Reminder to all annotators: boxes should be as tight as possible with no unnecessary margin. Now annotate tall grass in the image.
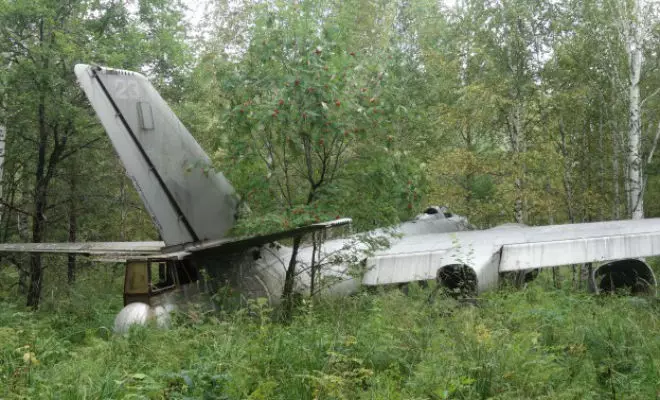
[2,266,660,399]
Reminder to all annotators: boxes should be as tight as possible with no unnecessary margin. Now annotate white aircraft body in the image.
[1,65,659,330]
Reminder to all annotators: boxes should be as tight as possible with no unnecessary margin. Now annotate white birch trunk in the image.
[626,0,644,220]
[0,124,5,207]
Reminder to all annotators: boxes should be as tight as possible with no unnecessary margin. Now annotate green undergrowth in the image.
[2,273,660,399]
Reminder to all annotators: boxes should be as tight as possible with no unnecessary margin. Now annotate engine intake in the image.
[437,264,477,295]
[592,259,656,296]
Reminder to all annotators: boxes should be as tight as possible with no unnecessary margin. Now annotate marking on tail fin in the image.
[90,67,200,243]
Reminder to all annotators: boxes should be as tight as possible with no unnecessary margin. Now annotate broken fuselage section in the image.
[113,207,473,332]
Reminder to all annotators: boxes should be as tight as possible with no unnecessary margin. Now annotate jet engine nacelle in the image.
[591,259,657,295]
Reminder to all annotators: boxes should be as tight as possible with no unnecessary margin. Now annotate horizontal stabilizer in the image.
[0,241,164,256]
[0,219,351,262]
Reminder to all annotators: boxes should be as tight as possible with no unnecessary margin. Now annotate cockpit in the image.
[123,255,200,306]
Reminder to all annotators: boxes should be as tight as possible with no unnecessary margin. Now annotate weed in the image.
[1,268,660,398]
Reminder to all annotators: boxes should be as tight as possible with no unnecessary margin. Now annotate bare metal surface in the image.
[0,241,164,255]
[8,63,660,326]
[289,210,476,296]
[363,217,660,292]
[500,232,660,271]
[75,64,238,245]
[113,302,174,333]
[114,302,150,333]
[169,217,353,254]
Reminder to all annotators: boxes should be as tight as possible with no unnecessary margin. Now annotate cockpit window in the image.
[150,261,175,292]
[424,207,439,215]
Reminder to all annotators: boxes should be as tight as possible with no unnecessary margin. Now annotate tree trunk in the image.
[310,232,318,298]
[0,124,5,220]
[17,177,30,294]
[67,168,77,284]
[27,196,46,308]
[27,19,67,308]
[559,118,575,223]
[613,129,621,219]
[27,98,48,309]
[598,113,606,220]
[626,0,644,220]
[281,234,302,321]
[509,104,525,224]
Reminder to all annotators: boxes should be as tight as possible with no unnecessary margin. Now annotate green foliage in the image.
[0,0,193,305]
[1,2,660,396]
[3,271,660,398]
[0,0,192,243]
[188,1,433,234]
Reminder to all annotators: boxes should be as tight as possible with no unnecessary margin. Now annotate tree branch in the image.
[0,199,32,216]
[641,87,660,108]
[57,136,103,163]
[646,119,660,166]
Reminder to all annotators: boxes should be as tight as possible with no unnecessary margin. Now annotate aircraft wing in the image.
[499,230,660,272]
[0,241,165,257]
[362,218,660,292]
[0,218,351,259]
[166,218,353,255]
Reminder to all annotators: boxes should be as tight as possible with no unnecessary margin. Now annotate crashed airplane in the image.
[1,65,659,331]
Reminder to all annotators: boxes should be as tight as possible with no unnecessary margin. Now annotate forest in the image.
[2,0,660,398]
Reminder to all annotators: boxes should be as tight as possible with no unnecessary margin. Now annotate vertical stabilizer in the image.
[74,64,237,245]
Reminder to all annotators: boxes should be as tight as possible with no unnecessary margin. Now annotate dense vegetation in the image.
[2,0,660,397]
[3,268,660,398]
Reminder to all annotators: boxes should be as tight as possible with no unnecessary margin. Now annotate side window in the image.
[176,260,199,285]
[150,261,175,292]
[125,261,149,294]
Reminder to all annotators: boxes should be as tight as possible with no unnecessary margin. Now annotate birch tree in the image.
[623,0,645,219]
[606,0,660,220]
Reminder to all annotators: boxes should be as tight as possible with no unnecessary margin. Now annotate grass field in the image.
[1,265,660,399]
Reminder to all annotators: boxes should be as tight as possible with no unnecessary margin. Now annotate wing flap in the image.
[499,232,660,271]
[362,250,448,285]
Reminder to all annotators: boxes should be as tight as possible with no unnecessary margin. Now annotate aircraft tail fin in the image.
[75,64,238,246]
